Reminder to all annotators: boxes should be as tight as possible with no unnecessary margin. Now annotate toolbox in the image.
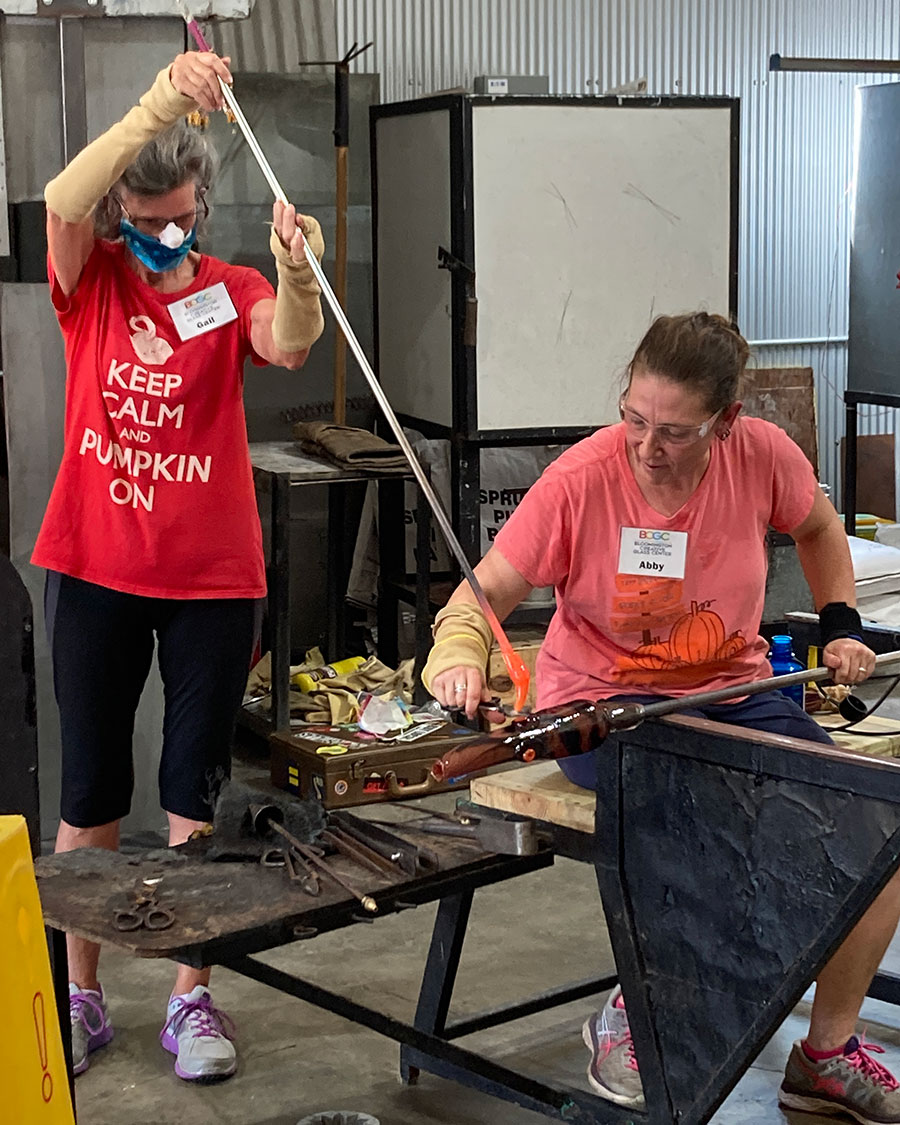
[270,723,481,808]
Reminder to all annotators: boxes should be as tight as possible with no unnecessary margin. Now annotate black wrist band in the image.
[819,602,863,648]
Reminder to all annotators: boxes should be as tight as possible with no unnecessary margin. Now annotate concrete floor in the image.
[71,679,900,1124]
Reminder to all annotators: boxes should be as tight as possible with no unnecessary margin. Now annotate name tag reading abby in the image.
[618,526,688,578]
[167,282,238,341]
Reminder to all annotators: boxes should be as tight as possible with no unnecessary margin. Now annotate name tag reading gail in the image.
[618,526,688,579]
[168,282,238,341]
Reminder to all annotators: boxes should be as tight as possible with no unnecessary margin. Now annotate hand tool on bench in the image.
[261,845,320,896]
[321,827,399,878]
[292,840,379,914]
[178,3,529,712]
[407,812,538,856]
[327,810,439,876]
[113,878,175,932]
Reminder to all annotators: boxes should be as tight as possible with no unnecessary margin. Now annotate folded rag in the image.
[293,421,409,471]
[246,648,415,725]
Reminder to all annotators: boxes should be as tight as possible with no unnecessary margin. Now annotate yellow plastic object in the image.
[291,656,366,693]
[839,513,892,540]
[0,816,74,1124]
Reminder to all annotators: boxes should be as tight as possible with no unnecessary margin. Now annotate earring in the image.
[718,428,731,440]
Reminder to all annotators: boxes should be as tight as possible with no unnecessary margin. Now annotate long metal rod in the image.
[179,7,529,706]
[635,648,900,722]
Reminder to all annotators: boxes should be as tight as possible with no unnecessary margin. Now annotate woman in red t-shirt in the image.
[37,50,323,1084]
[422,314,900,1124]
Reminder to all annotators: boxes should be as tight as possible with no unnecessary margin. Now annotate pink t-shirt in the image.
[33,241,274,599]
[494,417,818,708]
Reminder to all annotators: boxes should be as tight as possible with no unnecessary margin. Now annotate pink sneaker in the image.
[582,987,645,1109]
[779,1035,900,1124]
[160,986,236,1081]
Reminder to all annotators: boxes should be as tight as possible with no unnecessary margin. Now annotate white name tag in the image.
[167,282,238,341]
[618,526,688,579]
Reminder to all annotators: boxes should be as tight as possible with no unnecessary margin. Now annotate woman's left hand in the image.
[272,201,324,265]
[822,637,876,685]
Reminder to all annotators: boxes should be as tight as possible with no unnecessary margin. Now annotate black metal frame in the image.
[240,462,432,738]
[843,389,900,537]
[371,93,740,563]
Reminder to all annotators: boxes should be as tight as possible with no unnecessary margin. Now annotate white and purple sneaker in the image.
[160,985,236,1081]
[69,983,114,1075]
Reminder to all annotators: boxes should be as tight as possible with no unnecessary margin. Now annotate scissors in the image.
[260,845,320,897]
[114,880,175,932]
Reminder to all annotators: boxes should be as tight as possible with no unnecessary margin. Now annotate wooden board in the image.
[818,713,900,759]
[741,367,818,474]
[471,761,595,835]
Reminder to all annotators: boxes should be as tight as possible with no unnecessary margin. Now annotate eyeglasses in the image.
[116,195,208,238]
[619,395,720,446]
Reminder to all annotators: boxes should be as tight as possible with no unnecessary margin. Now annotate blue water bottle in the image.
[768,634,804,708]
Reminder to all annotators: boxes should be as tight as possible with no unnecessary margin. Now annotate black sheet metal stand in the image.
[0,554,74,1112]
[382,716,900,1124]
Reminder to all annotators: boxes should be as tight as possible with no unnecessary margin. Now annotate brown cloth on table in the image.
[246,649,415,725]
[293,421,408,471]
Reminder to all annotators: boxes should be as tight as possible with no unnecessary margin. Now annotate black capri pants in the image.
[46,572,260,828]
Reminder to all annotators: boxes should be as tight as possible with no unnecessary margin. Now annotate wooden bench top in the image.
[470,712,900,835]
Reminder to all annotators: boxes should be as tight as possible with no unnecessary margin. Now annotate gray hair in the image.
[94,119,217,240]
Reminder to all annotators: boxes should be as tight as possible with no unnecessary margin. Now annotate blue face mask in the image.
[120,219,196,273]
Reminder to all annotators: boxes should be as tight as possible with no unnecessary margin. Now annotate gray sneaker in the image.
[69,983,113,1076]
[582,987,645,1109]
[779,1036,900,1124]
[160,985,236,1081]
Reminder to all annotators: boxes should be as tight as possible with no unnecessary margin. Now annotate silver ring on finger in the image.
[453,682,466,693]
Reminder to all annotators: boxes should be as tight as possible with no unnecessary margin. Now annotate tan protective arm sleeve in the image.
[421,602,493,695]
[269,219,326,352]
[44,67,196,224]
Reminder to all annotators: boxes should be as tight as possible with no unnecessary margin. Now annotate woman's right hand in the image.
[431,665,493,719]
[170,52,233,112]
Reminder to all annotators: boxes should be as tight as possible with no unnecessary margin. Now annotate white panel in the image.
[375,110,453,426]
[472,103,732,430]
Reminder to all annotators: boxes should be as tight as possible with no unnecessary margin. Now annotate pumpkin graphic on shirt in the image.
[616,599,747,679]
[128,315,174,366]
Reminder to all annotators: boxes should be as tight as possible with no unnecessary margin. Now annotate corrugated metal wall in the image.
[336,0,900,505]
[208,0,336,71]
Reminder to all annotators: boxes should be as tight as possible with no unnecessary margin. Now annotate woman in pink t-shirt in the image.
[422,313,900,1123]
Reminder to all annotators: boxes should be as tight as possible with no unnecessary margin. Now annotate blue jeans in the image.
[556,690,835,791]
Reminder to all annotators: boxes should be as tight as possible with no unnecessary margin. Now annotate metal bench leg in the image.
[400,889,473,1084]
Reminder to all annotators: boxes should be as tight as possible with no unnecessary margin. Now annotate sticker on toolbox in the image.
[393,720,447,742]
[311,774,325,800]
[292,732,370,749]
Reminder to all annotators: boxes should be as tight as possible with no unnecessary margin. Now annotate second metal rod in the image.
[180,10,524,693]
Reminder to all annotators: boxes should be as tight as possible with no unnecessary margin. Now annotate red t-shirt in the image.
[32,241,273,598]
[494,417,818,707]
